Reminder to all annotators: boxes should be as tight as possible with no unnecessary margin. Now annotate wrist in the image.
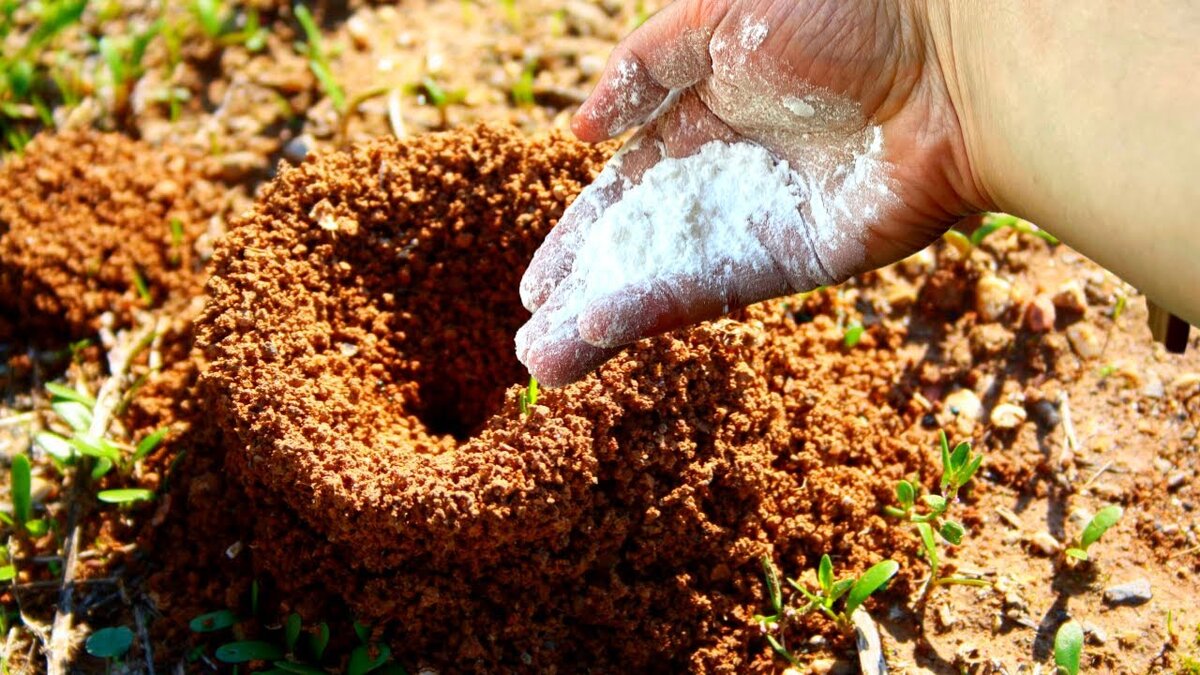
[919,0,1004,215]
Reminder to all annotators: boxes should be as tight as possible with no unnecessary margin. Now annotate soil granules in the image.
[0,131,219,337]
[198,124,938,671]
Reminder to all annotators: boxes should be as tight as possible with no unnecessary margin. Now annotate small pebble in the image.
[1081,621,1108,645]
[990,403,1027,430]
[1030,399,1062,427]
[1028,530,1061,556]
[899,247,935,278]
[1053,280,1088,313]
[976,274,1013,322]
[1104,578,1152,605]
[938,603,957,630]
[943,389,983,433]
[1167,471,1190,490]
[1066,322,1103,359]
[1024,295,1057,332]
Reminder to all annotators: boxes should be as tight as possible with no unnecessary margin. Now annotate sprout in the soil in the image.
[285,612,302,653]
[97,488,155,504]
[884,430,990,592]
[519,376,540,415]
[971,213,1059,247]
[215,640,285,664]
[1065,505,1123,562]
[131,267,153,306]
[0,0,87,154]
[85,625,134,661]
[189,609,237,633]
[40,380,164,496]
[1054,620,1083,675]
[511,61,537,107]
[294,4,346,114]
[843,323,865,348]
[754,554,899,666]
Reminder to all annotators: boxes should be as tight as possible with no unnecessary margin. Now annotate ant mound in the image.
[0,130,219,337]
[199,124,928,670]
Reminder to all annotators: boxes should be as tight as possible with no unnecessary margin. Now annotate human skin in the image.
[516,0,1200,387]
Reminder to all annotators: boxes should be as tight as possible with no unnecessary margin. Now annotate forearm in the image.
[929,0,1200,325]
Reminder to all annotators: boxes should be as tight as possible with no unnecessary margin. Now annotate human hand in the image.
[516,0,991,387]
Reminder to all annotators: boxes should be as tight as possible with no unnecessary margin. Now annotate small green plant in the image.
[411,76,466,129]
[1054,619,1083,675]
[754,555,899,665]
[190,589,397,673]
[0,0,87,153]
[518,376,539,415]
[1065,505,1122,562]
[2,454,48,536]
[35,382,166,490]
[85,625,135,665]
[885,430,989,590]
[294,4,346,113]
[971,213,1059,247]
[511,61,536,107]
[843,323,864,348]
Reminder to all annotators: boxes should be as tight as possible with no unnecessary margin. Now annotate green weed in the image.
[36,382,167,485]
[884,431,990,590]
[85,625,134,663]
[511,61,536,107]
[1053,619,1083,675]
[971,213,1059,247]
[294,4,346,113]
[755,555,899,665]
[1064,505,1122,562]
[0,0,87,153]
[188,596,401,674]
[843,323,864,348]
[518,376,539,415]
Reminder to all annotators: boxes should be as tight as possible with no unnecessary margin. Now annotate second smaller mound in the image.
[0,131,223,337]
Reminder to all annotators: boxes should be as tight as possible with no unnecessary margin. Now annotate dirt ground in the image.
[0,1,1198,673]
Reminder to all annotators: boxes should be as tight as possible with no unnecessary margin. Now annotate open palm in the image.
[517,0,986,387]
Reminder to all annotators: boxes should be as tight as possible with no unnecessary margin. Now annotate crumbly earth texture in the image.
[0,131,220,337]
[198,124,931,670]
[1,2,1199,670]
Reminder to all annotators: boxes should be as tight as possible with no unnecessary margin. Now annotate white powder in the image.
[577,141,788,301]
[737,16,768,50]
[782,96,816,118]
[515,13,898,376]
[516,123,892,361]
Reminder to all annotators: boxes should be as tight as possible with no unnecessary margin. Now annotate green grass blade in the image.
[189,609,236,633]
[844,559,899,617]
[818,554,833,594]
[97,488,154,504]
[11,453,31,527]
[1079,505,1122,550]
[1053,620,1083,675]
[760,555,782,614]
[45,382,95,407]
[133,427,168,463]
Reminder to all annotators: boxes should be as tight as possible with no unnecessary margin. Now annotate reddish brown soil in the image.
[195,123,962,671]
[0,131,220,338]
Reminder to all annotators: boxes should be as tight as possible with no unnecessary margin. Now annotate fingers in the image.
[515,277,619,388]
[519,133,665,312]
[576,260,792,349]
[572,0,729,142]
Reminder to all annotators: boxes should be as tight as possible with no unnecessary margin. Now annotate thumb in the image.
[572,0,730,142]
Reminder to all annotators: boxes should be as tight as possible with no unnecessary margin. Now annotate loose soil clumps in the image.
[199,124,929,671]
[0,131,219,336]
